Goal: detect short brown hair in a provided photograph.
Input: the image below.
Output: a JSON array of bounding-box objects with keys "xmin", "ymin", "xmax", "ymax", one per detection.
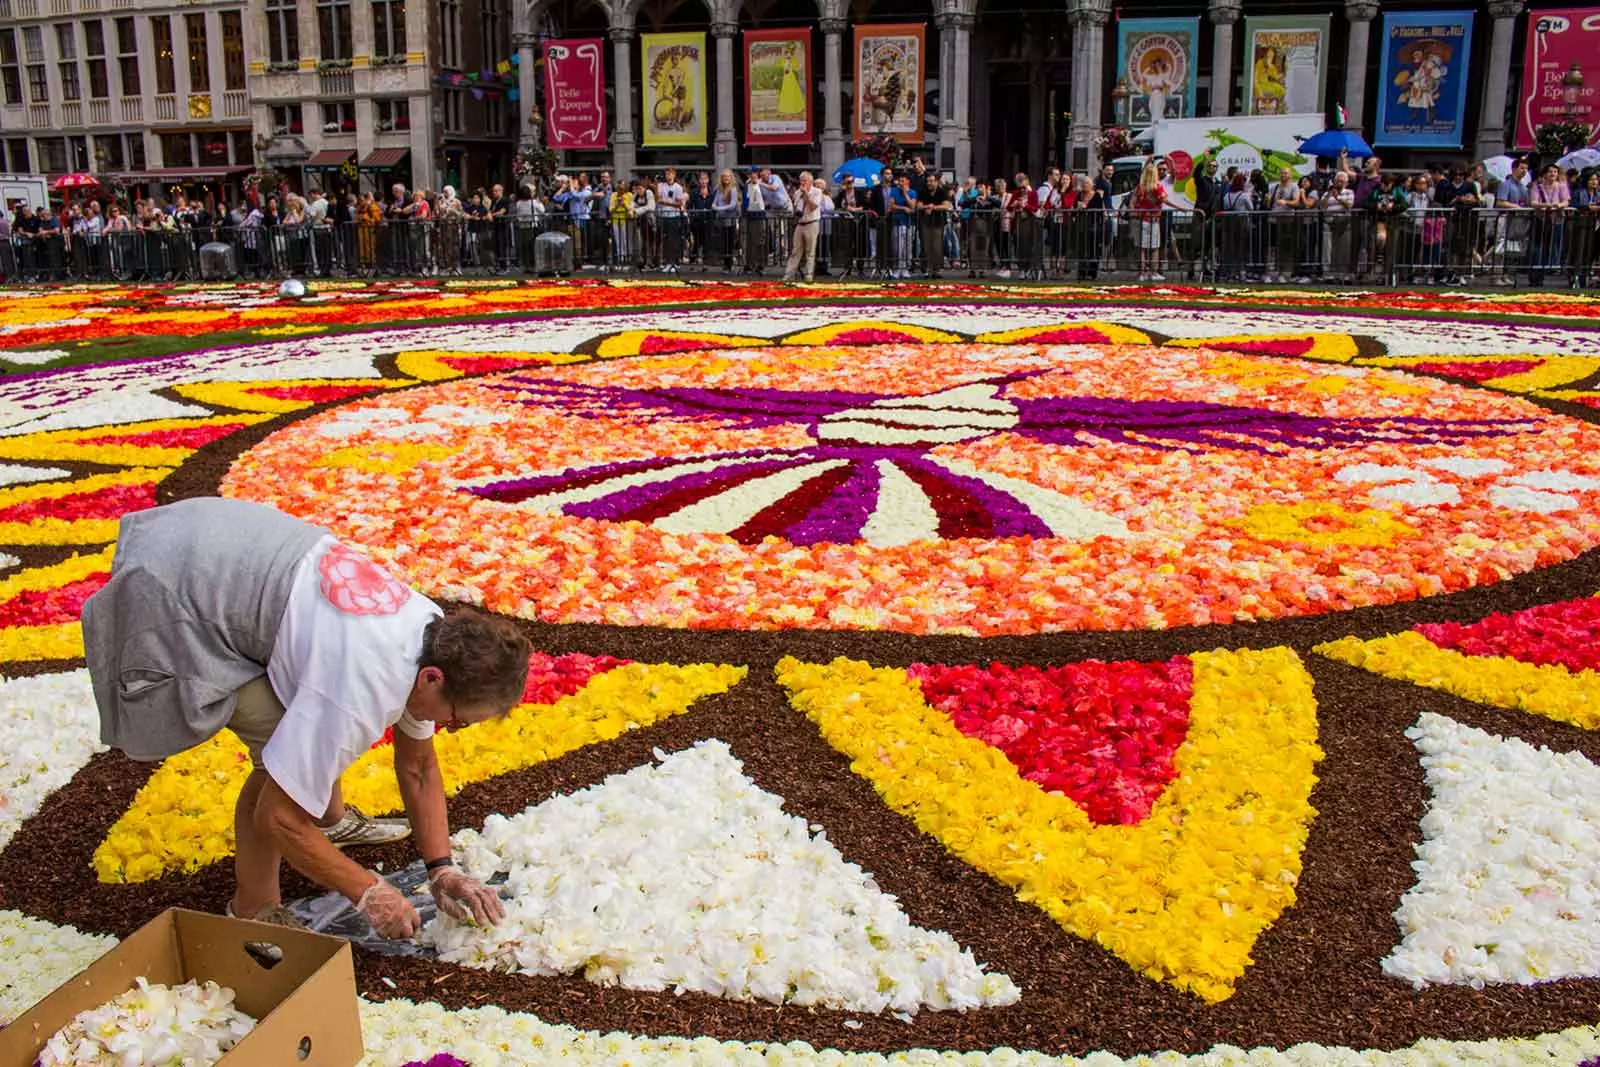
[{"xmin": 419, "ymin": 608, "xmax": 532, "ymax": 710}]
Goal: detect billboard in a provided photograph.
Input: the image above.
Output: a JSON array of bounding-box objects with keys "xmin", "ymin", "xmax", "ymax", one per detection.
[
  {"xmin": 853, "ymin": 24, "xmax": 926, "ymax": 144},
  {"xmin": 641, "ymin": 32, "xmax": 707, "ymax": 147},
  {"xmin": 1116, "ymin": 18, "xmax": 1201, "ymax": 125},
  {"xmin": 543, "ymin": 38, "xmax": 607, "ymax": 150},
  {"xmin": 1243, "ymin": 16, "xmax": 1331, "ymax": 116},
  {"xmin": 745, "ymin": 29, "xmax": 813, "ymax": 145},
  {"xmin": 1515, "ymin": 8, "xmax": 1600, "ymax": 149},
  {"xmin": 1376, "ymin": 11, "xmax": 1475, "ymax": 147}
]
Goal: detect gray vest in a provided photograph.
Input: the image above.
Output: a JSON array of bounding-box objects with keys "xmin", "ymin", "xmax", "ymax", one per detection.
[{"xmin": 81, "ymin": 498, "xmax": 326, "ymax": 761}]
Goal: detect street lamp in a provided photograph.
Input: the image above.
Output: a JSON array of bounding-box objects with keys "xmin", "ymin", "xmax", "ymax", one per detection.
[
  {"xmin": 1111, "ymin": 78, "xmax": 1130, "ymax": 126},
  {"xmin": 1562, "ymin": 62, "xmax": 1585, "ymax": 119}
]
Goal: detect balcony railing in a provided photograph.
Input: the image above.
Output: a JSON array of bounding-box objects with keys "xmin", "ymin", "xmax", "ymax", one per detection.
[
  {"xmin": 154, "ymin": 94, "xmax": 177, "ymax": 121},
  {"xmin": 319, "ymin": 69, "xmax": 354, "ymax": 96},
  {"xmin": 15, "ymin": 0, "xmax": 37, "ymax": 15},
  {"xmin": 89, "ymin": 99, "xmax": 110, "ymax": 124},
  {"xmin": 62, "ymin": 101, "xmax": 82, "ymax": 126},
  {"xmin": 0, "ymin": 0, "xmax": 12, "ymax": 19},
  {"xmin": 222, "ymin": 90, "xmax": 248, "ymax": 118},
  {"xmin": 27, "ymin": 104, "xmax": 50, "ymax": 128},
  {"xmin": 120, "ymin": 97, "xmax": 141, "ymax": 122},
  {"xmin": 50, "ymin": 0, "xmax": 69, "ymax": 13}
]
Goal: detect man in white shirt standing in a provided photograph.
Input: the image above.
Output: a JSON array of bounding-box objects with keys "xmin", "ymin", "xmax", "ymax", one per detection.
[
  {"xmin": 656, "ymin": 166, "xmax": 686, "ymax": 273},
  {"xmin": 783, "ymin": 171, "xmax": 824, "ymax": 283},
  {"xmin": 305, "ymin": 188, "xmax": 331, "ymax": 275},
  {"xmin": 82, "ymin": 498, "xmax": 533, "ymax": 940}
]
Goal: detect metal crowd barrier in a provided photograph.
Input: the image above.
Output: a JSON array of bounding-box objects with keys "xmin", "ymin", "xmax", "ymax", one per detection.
[{"xmin": 3, "ymin": 207, "xmax": 1596, "ymax": 287}]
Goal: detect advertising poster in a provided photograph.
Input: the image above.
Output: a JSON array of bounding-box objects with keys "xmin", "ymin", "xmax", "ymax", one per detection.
[
  {"xmin": 1375, "ymin": 11, "xmax": 1475, "ymax": 147},
  {"xmin": 853, "ymin": 24, "xmax": 926, "ymax": 144},
  {"xmin": 745, "ymin": 29, "xmax": 813, "ymax": 145},
  {"xmin": 641, "ymin": 32, "xmax": 707, "ymax": 147},
  {"xmin": 1116, "ymin": 18, "xmax": 1200, "ymax": 125},
  {"xmin": 542, "ymin": 38, "xmax": 607, "ymax": 150},
  {"xmin": 1515, "ymin": 8, "xmax": 1600, "ymax": 149},
  {"xmin": 1243, "ymin": 16, "xmax": 1331, "ymax": 116}
]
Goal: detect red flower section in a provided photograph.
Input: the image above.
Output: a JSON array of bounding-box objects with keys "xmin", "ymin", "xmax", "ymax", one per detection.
[
  {"xmin": 826, "ymin": 328, "xmax": 926, "ymax": 345},
  {"xmin": 0, "ymin": 481, "xmax": 157, "ymax": 525},
  {"xmin": 254, "ymin": 383, "xmax": 390, "ymax": 404},
  {"xmin": 0, "ymin": 573, "xmax": 109, "ymax": 628},
  {"xmin": 639, "ymin": 335, "xmax": 719, "ymax": 355},
  {"xmin": 78, "ymin": 422, "xmax": 251, "ymax": 450},
  {"xmin": 1410, "ymin": 359, "xmax": 1542, "ymax": 383},
  {"xmin": 439, "ymin": 355, "xmax": 548, "ymax": 375},
  {"xmin": 908, "ymin": 657, "xmax": 1194, "ymax": 825},
  {"xmin": 1005, "ymin": 327, "xmax": 1113, "ymax": 344},
  {"xmin": 1416, "ymin": 596, "xmax": 1600, "ymax": 673},
  {"xmin": 1209, "ymin": 338, "xmax": 1317, "ymax": 357}
]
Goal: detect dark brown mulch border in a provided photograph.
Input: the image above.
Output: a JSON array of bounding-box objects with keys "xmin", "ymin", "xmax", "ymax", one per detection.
[{"xmin": 7, "ymin": 664, "xmax": 1600, "ymax": 1056}]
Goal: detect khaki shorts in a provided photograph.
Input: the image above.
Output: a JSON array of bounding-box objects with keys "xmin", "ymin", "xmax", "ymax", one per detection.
[{"xmin": 229, "ymin": 675, "xmax": 287, "ymax": 767}]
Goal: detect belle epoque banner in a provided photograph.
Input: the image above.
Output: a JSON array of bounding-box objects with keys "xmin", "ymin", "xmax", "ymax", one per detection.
[
  {"xmin": 745, "ymin": 29, "xmax": 813, "ymax": 145},
  {"xmin": 1515, "ymin": 7, "xmax": 1600, "ymax": 149},
  {"xmin": 1116, "ymin": 18, "xmax": 1200, "ymax": 125},
  {"xmin": 543, "ymin": 38, "xmax": 607, "ymax": 150},
  {"xmin": 853, "ymin": 24, "xmax": 926, "ymax": 144},
  {"xmin": 1242, "ymin": 15, "xmax": 1331, "ymax": 116},
  {"xmin": 641, "ymin": 32, "xmax": 707, "ymax": 147},
  {"xmin": 1375, "ymin": 11, "xmax": 1475, "ymax": 148}
]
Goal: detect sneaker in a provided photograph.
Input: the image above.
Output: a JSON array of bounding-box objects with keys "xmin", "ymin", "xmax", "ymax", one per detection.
[
  {"xmin": 320, "ymin": 805, "xmax": 411, "ymax": 848},
  {"xmin": 995, "ymin": 269, "xmax": 1011, "ymax": 278},
  {"xmin": 1150, "ymin": 273, "xmax": 1167, "ymax": 282}
]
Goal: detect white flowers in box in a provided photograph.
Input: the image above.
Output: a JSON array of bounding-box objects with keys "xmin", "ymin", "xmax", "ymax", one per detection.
[
  {"xmin": 423, "ymin": 741, "xmax": 1020, "ymax": 1015},
  {"xmin": 37, "ymin": 977, "xmax": 255, "ymax": 1067}
]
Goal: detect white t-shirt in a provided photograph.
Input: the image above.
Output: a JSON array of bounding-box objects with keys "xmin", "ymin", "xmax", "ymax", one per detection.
[
  {"xmin": 263, "ymin": 536, "xmax": 440, "ymax": 816},
  {"xmin": 657, "ymin": 181, "xmax": 685, "ymax": 216}
]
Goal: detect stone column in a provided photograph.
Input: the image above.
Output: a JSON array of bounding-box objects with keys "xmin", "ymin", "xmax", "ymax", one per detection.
[
  {"xmin": 936, "ymin": 12, "xmax": 957, "ymax": 169},
  {"xmin": 1475, "ymin": 0, "xmax": 1523, "ymax": 160},
  {"xmin": 1342, "ymin": 0, "xmax": 1377, "ymax": 133},
  {"xmin": 512, "ymin": 29, "xmax": 540, "ymax": 150},
  {"xmin": 1208, "ymin": 0, "xmax": 1240, "ymax": 117},
  {"xmin": 711, "ymin": 21, "xmax": 738, "ymax": 176},
  {"xmin": 820, "ymin": 17, "xmax": 847, "ymax": 177},
  {"xmin": 952, "ymin": 14, "xmax": 974, "ymax": 179},
  {"xmin": 1067, "ymin": 0, "xmax": 1110, "ymax": 172},
  {"xmin": 610, "ymin": 24, "xmax": 637, "ymax": 180}
]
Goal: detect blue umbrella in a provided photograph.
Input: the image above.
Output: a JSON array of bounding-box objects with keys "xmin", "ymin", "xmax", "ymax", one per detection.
[
  {"xmin": 832, "ymin": 157, "xmax": 891, "ymax": 188},
  {"xmin": 1297, "ymin": 129, "xmax": 1375, "ymax": 158}
]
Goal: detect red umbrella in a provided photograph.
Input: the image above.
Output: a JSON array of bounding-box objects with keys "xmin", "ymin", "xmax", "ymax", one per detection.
[{"xmin": 52, "ymin": 172, "xmax": 99, "ymax": 190}]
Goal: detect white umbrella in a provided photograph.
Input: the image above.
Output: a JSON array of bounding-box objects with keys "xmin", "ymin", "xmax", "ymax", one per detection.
[
  {"xmin": 1480, "ymin": 155, "xmax": 1516, "ymax": 182},
  {"xmin": 1557, "ymin": 147, "xmax": 1600, "ymax": 172}
]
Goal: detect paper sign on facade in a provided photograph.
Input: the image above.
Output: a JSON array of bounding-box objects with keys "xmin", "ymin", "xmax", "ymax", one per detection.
[
  {"xmin": 641, "ymin": 32, "xmax": 707, "ymax": 147},
  {"xmin": 1515, "ymin": 8, "xmax": 1600, "ymax": 149},
  {"xmin": 1116, "ymin": 18, "xmax": 1200, "ymax": 125},
  {"xmin": 745, "ymin": 29, "xmax": 813, "ymax": 145},
  {"xmin": 1376, "ymin": 11, "xmax": 1475, "ymax": 147},
  {"xmin": 853, "ymin": 24, "xmax": 926, "ymax": 145},
  {"xmin": 1243, "ymin": 16, "xmax": 1331, "ymax": 116},
  {"xmin": 543, "ymin": 38, "xmax": 607, "ymax": 150}
]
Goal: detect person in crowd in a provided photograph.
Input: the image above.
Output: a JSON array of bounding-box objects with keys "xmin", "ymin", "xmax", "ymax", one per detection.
[
  {"xmin": 656, "ymin": 167, "xmax": 686, "ymax": 273},
  {"xmin": 1492, "ymin": 158, "xmax": 1531, "ymax": 286},
  {"xmin": 1072, "ymin": 175, "xmax": 1103, "ymax": 281},
  {"xmin": 886, "ymin": 172, "xmax": 918, "ymax": 280},
  {"xmin": 304, "ymin": 189, "xmax": 332, "ymax": 276},
  {"xmin": 1130, "ymin": 162, "xmax": 1168, "ymax": 282},
  {"xmin": 354, "ymin": 192, "xmax": 380, "ymax": 276},
  {"xmin": 1266, "ymin": 166, "xmax": 1300, "ymax": 284},
  {"xmin": 609, "ymin": 179, "xmax": 636, "ymax": 270},
  {"xmin": 1218, "ymin": 173, "xmax": 1255, "ymax": 282},
  {"xmin": 743, "ymin": 167, "xmax": 768, "ymax": 275},
  {"xmin": 436, "ymin": 186, "xmax": 465, "ymax": 276},
  {"xmin": 831, "ymin": 173, "xmax": 866, "ymax": 276},
  {"xmin": 1406, "ymin": 172, "xmax": 1443, "ymax": 284},
  {"xmin": 1189, "ymin": 157, "xmax": 1219, "ymax": 279},
  {"xmin": 782, "ymin": 171, "xmax": 825, "ymax": 284},
  {"xmin": 1318, "ymin": 169, "xmax": 1355, "ymax": 283},
  {"xmin": 709, "ymin": 169, "xmax": 741, "ymax": 273},
  {"xmin": 1364, "ymin": 172, "xmax": 1407, "ymax": 282},
  {"xmin": 1530, "ymin": 162, "xmax": 1570, "ymax": 287},
  {"xmin": 1572, "ymin": 170, "xmax": 1599, "ymax": 289},
  {"xmin": 918, "ymin": 171, "xmax": 952, "ymax": 278},
  {"xmin": 83, "ymin": 498, "xmax": 529, "ymax": 938},
  {"xmin": 1351, "ymin": 156, "xmax": 1383, "ymax": 277},
  {"xmin": 689, "ymin": 172, "xmax": 714, "ymax": 265}
]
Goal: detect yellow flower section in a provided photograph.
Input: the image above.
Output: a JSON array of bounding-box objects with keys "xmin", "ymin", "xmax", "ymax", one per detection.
[
  {"xmin": 0, "ymin": 415, "xmax": 264, "ymax": 467},
  {"xmin": 975, "ymin": 322, "xmax": 1152, "ymax": 344},
  {"xmin": 776, "ymin": 649, "xmax": 1322, "ymax": 1003},
  {"xmin": 393, "ymin": 350, "xmax": 592, "ymax": 381},
  {"xmin": 1166, "ymin": 333, "xmax": 1361, "ymax": 363},
  {"xmin": 594, "ymin": 331, "xmax": 765, "ymax": 358},
  {"xmin": 93, "ymin": 661, "xmax": 746, "ymax": 883},
  {"xmin": 1235, "ymin": 501, "xmax": 1416, "ymax": 548},
  {"xmin": 0, "ymin": 547, "xmax": 115, "ymax": 599},
  {"xmin": 0, "ymin": 622, "xmax": 88, "ymax": 662},
  {"xmin": 172, "ymin": 379, "xmax": 413, "ymax": 415},
  {"xmin": 0, "ymin": 468, "xmax": 167, "ymax": 547},
  {"xmin": 781, "ymin": 321, "xmax": 962, "ymax": 345},
  {"xmin": 1316, "ymin": 632, "xmax": 1600, "ymax": 730},
  {"xmin": 1363, "ymin": 353, "xmax": 1600, "ymax": 396}
]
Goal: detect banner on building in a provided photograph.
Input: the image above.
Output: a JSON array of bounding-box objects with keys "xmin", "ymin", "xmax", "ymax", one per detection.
[
  {"xmin": 853, "ymin": 24, "xmax": 926, "ymax": 144},
  {"xmin": 1515, "ymin": 8, "xmax": 1600, "ymax": 149},
  {"xmin": 641, "ymin": 32, "xmax": 707, "ymax": 147},
  {"xmin": 1115, "ymin": 18, "xmax": 1200, "ymax": 125},
  {"xmin": 745, "ymin": 29, "xmax": 813, "ymax": 145},
  {"xmin": 1242, "ymin": 15, "xmax": 1331, "ymax": 116},
  {"xmin": 543, "ymin": 38, "xmax": 607, "ymax": 150},
  {"xmin": 1375, "ymin": 11, "xmax": 1475, "ymax": 147}
]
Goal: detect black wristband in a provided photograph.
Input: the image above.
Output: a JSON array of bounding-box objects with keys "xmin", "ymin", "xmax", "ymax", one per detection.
[{"xmin": 424, "ymin": 857, "xmax": 455, "ymax": 872}]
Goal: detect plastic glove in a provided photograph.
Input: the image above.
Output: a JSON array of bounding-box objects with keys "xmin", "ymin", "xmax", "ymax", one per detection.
[
  {"xmin": 429, "ymin": 865, "xmax": 505, "ymax": 927},
  {"xmin": 355, "ymin": 873, "xmax": 421, "ymax": 939}
]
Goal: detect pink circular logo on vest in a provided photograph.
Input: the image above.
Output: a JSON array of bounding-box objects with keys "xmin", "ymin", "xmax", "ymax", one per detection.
[{"xmin": 318, "ymin": 542, "xmax": 411, "ymax": 616}]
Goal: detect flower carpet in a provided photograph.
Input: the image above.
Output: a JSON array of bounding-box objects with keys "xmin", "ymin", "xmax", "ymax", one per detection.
[{"xmin": 6, "ymin": 280, "xmax": 1600, "ymax": 1065}]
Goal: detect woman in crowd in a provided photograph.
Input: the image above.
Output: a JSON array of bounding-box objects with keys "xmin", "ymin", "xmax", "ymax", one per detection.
[
  {"xmin": 436, "ymin": 186, "xmax": 465, "ymax": 276},
  {"xmin": 1406, "ymin": 172, "xmax": 1442, "ymax": 284},
  {"xmin": 1529, "ymin": 162, "xmax": 1570, "ymax": 287},
  {"xmin": 1129, "ymin": 162, "xmax": 1167, "ymax": 282},
  {"xmin": 1072, "ymin": 175, "xmax": 1103, "ymax": 280},
  {"xmin": 632, "ymin": 177, "xmax": 658, "ymax": 271},
  {"xmin": 1005, "ymin": 173, "xmax": 1035, "ymax": 280},
  {"xmin": 1266, "ymin": 167, "xmax": 1300, "ymax": 284},
  {"xmin": 1571, "ymin": 170, "xmax": 1599, "ymax": 289},
  {"xmin": 1219, "ymin": 173, "xmax": 1254, "ymax": 282},
  {"xmin": 710, "ymin": 170, "xmax": 741, "ymax": 273},
  {"xmin": 609, "ymin": 179, "xmax": 636, "ymax": 268},
  {"xmin": 1365, "ymin": 172, "xmax": 1408, "ymax": 282},
  {"xmin": 355, "ymin": 192, "xmax": 381, "ymax": 276}
]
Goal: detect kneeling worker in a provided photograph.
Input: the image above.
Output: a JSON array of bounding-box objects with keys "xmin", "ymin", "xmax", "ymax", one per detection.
[{"xmin": 82, "ymin": 497, "xmax": 532, "ymax": 938}]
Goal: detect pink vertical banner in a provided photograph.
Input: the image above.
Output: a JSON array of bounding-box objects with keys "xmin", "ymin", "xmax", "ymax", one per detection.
[
  {"xmin": 544, "ymin": 38, "xmax": 608, "ymax": 150},
  {"xmin": 1515, "ymin": 9, "xmax": 1600, "ymax": 149}
]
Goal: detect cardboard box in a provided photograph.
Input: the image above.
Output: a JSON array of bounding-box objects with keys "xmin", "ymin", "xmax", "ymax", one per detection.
[{"xmin": 0, "ymin": 909, "xmax": 363, "ymax": 1067}]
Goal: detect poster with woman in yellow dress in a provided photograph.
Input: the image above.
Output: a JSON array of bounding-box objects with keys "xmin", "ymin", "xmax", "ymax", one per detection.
[{"xmin": 745, "ymin": 29, "xmax": 813, "ymax": 145}]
